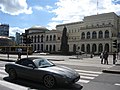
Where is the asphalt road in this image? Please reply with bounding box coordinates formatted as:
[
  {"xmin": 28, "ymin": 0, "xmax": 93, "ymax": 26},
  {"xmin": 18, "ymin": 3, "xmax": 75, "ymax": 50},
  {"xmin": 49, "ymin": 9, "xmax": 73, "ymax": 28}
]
[{"xmin": 0, "ymin": 54, "xmax": 120, "ymax": 90}]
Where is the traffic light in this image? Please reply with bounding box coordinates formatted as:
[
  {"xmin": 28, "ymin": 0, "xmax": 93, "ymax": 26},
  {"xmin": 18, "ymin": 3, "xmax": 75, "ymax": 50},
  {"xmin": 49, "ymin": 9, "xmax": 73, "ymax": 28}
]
[
  {"xmin": 113, "ymin": 40, "xmax": 117, "ymax": 48},
  {"xmin": 23, "ymin": 33, "xmax": 27, "ymax": 44}
]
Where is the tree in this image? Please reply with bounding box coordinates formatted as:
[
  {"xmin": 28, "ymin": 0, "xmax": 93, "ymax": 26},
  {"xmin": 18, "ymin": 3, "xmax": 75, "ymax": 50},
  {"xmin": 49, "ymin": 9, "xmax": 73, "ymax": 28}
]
[{"xmin": 60, "ymin": 26, "xmax": 69, "ymax": 55}]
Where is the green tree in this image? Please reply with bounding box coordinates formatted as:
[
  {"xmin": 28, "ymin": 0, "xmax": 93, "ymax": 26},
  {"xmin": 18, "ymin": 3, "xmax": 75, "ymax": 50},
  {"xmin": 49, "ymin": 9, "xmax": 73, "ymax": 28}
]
[{"xmin": 60, "ymin": 26, "xmax": 69, "ymax": 55}]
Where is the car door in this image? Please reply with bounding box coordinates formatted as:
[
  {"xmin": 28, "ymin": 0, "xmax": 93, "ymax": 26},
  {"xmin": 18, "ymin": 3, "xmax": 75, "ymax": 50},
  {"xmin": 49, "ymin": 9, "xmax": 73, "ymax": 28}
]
[{"xmin": 16, "ymin": 59, "xmax": 39, "ymax": 80}]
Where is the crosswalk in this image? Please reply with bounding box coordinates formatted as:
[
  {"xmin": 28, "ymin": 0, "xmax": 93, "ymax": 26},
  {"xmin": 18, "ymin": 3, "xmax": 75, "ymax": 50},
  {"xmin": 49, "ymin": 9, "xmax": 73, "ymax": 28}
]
[
  {"xmin": 75, "ymin": 69, "xmax": 102, "ymax": 84},
  {"xmin": 0, "ymin": 66, "xmax": 103, "ymax": 90}
]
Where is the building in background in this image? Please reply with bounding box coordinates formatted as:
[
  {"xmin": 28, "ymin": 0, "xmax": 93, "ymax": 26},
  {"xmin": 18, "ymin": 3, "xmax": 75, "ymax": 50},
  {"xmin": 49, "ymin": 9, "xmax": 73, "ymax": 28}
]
[
  {"xmin": 15, "ymin": 32, "xmax": 21, "ymax": 45},
  {"xmin": 21, "ymin": 12, "xmax": 120, "ymax": 54},
  {"xmin": 0, "ymin": 24, "xmax": 9, "ymax": 37},
  {"xmin": 21, "ymin": 26, "xmax": 62, "ymax": 53},
  {"xmin": 56, "ymin": 12, "xmax": 120, "ymax": 54}
]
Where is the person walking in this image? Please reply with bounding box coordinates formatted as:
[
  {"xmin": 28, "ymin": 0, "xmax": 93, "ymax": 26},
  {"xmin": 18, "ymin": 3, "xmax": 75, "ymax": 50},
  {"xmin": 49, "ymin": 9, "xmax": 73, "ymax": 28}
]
[
  {"xmin": 100, "ymin": 51, "xmax": 104, "ymax": 64},
  {"xmin": 104, "ymin": 51, "xmax": 109, "ymax": 64},
  {"xmin": 113, "ymin": 51, "xmax": 117, "ymax": 64}
]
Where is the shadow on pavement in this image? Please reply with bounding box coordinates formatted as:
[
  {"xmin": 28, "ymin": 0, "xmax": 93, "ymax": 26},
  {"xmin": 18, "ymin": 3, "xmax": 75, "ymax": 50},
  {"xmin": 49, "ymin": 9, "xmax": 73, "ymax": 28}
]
[{"xmin": 3, "ymin": 77, "xmax": 83, "ymax": 90}]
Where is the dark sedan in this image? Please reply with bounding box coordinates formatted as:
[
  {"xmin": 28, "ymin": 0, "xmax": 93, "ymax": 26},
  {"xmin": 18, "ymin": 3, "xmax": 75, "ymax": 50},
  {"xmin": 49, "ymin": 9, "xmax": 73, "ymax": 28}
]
[{"xmin": 5, "ymin": 57, "xmax": 80, "ymax": 88}]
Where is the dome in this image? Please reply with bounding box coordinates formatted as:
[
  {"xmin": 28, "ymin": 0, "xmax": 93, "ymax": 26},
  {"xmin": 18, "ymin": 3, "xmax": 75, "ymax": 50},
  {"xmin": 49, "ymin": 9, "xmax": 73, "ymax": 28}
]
[
  {"xmin": 27, "ymin": 26, "xmax": 49, "ymax": 33},
  {"xmin": 28, "ymin": 26, "xmax": 48, "ymax": 30}
]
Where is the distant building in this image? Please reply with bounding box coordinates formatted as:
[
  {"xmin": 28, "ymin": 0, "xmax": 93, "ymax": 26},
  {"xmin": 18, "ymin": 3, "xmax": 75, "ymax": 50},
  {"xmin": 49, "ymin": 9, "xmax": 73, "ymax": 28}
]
[
  {"xmin": 0, "ymin": 36, "xmax": 14, "ymax": 46},
  {"xmin": 21, "ymin": 12, "xmax": 120, "ymax": 54},
  {"xmin": 15, "ymin": 32, "xmax": 21, "ymax": 45},
  {"xmin": 0, "ymin": 24, "xmax": 9, "ymax": 37},
  {"xmin": 9, "ymin": 36, "xmax": 15, "ymax": 41}
]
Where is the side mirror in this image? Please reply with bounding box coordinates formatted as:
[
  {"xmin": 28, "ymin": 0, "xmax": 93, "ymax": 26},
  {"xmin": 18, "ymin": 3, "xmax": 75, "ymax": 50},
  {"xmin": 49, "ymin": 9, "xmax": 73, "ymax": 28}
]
[{"xmin": 28, "ymin": 64, "xmax": 35, "ymax": 69}]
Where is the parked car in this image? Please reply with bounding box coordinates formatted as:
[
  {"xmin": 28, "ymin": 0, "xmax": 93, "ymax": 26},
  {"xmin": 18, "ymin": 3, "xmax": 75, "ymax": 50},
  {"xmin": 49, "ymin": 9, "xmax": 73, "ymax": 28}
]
[{"xmin": 5, "ymin": 57, "xmax": 80, "ymax": 88}]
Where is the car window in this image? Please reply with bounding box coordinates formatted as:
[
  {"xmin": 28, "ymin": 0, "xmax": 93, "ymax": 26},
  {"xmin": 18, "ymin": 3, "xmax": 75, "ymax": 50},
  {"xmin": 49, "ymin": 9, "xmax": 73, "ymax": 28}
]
[
  {"xmin": 33, "ymin": 58, "xmax": 55, "ymax": 68},
  {"xmin": 20, "ymin": 60, "xmax": 35, "ymax": 67}
]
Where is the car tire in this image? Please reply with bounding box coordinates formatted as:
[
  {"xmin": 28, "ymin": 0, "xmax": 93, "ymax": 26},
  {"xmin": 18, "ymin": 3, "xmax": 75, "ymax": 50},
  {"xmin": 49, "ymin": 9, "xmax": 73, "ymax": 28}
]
[
  {"xmin": 43, "ymin": 75, "xmax": 56, "ymax": 88},
  {"xmin": 8, "ymin": 69, "xmax": 17, "ymax": 80}
]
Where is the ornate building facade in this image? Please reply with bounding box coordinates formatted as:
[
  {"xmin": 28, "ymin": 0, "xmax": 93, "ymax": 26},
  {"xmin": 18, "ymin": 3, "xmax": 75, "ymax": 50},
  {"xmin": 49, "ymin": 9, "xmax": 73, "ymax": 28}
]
[
  {"xmin": 21, "ymin": 12, "xmax": 120, "ymax": 54},
  {"xmin": 56, "ymin": 12, "xmax": 120, "ymax": 54}
]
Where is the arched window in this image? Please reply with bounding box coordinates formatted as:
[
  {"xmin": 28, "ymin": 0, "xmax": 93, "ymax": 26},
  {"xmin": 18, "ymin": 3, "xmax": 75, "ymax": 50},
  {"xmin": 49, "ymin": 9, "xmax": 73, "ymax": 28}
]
[
  {"xmin": 49, "ymin": 45, "xmax": 52, "ymax": 52},
  {"xmin": 41, "ymin": 35, "xmax": 43, "ymax": 42},
  {"xmin": 98, "ymin": 44, "xmax": 103, "ymax": 52},
  {"xmin": 92, "ymin": 31, "xmax": 97, "ymax": 39},
  {"xmin": 105, "ymin": 30, "xmax": 109, "ymax": 38},
  {"xmin": 86, "ymin": 44, "xmax": 90, "ymax": 53},
  {"xmin": 50, "ymin": 35, "xmax": 52, "ymax": 41},
  {"xmin": 41, "ymin": 44, "xmax": 43, "ymax": 51},
  {"xmin": 104, "ymin": 43, "xmax": 109, "ymax": 52},
  {"xmin": 46, "ymin": 35, "xmax": 48, "ymax": 41},
  {"xmin": 31, "ymin": 36, "xmax": 33, "ymax": 42},
  {"xmin": 92, "ymin": 44, "xmax": 97, "ymax": 53},
  {"xmin": 98, "ymin": 31, "xmax": 103, "ymax": 38},
  {"xmin": 53, "ymin": 45, "xmax": 56, "ymax": 51},
  {"xmin": 87, "ymin": 32, "xmax": 90, "ymax": 39},
  {"xmin": 38, "ymin": 35, "xmax": 40, "ymax": 42},
  {"xmin": 46, "ymin": 45, "xmax": 48, "ymax": 51},
  {"xmin": 34, "ymin": 36, "xmax": 36, "ymax": 43},
  {"xmin": 81, "ymin": 44, "xmax": 85, "ymax": 52},
  {"xmin": 53, "ymin": 35, "xmax": 56, "ymax": 41},
  {"xmin": 81, "ymin": 32, "xmax": 85, "ymax": 39}
]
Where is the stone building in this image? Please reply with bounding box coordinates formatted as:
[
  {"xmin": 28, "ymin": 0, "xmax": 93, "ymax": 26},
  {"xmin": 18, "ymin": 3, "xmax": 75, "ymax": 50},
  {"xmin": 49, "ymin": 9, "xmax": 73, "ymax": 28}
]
[
  {"xmin": 21, "ymin": 12, "xmax": 120, "ymax": 54},
  {"xmin": 56, "ymin": 12, "xmax": 120, "ymax": 54}
]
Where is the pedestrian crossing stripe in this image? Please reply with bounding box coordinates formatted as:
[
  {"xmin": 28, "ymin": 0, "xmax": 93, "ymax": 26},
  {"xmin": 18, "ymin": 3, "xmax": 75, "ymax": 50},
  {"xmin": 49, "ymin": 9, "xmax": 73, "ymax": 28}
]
[
  {"xmin": 75, "ymin": 69, "xmax": 102, "ymax": 74},
  {"xmin": 115, "ymin": 83, "xmax": 120, "ymax": 86}
]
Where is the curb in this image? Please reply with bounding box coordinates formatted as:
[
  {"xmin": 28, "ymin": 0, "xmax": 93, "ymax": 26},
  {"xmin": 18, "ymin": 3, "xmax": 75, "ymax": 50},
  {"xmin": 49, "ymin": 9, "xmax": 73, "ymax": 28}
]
[
  {"xmin": 0, "ymin": 59, "xmax": 15, "ymax": 62},
  {"xmin": 102, "ymin": 69, "xmax": 120, "ymax": 74}
]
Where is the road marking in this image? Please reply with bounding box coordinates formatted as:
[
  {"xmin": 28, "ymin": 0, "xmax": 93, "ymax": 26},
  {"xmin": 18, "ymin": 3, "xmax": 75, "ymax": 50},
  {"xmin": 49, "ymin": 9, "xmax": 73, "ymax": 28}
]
[
  {"xmin": 0, "ymin": 73, "xmax": 8, "ymax": 78},
  {"xmin": 79, "ymin": 72, "xmax": 99, "ymax": 77},
  {"xmin": 0, "ymin": 80, "xmax": 28, "ymax": 90},
  {"xmin": 115, "ymin": 83, "xmax": 120, "ymax": 86},
  {"xmin": 75, "ymin": 69, "xmax": 102, "ymax": 74},
  {"xmin": 0, "ymin": 67, "xmax": 5, "ymax": 69},
  {"xmin": 81, "ymin": 75, "xmax": 95, "ymax": 79},
  {"xmin": 78, "ymin": 79, "xmax": 90, "ymax": 83}
]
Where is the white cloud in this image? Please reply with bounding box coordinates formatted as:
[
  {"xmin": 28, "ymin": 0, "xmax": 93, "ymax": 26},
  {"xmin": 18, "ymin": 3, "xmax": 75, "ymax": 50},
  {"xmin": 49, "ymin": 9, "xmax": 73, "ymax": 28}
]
[
  {"xmin": 47, "ymin": 22, "xmax": 61, "ymax": 30},
  {"xmin": 9, "ymin": 27, "xmax": 26, "ymax": 36},
  {"xmin": 0, "ymin": 0, "xmax": 32, "ymax": 15},
  {"xmin": 50, "ymin": 0, "xmax": 120, "ymax": 24},
  {"xmin": 34, "ymin": 6, "xmax": 43, "ymax": 11}
]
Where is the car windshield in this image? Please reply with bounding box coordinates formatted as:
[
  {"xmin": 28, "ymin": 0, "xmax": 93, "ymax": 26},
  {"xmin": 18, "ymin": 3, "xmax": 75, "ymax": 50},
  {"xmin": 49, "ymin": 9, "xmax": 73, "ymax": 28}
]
[{"xmin": 33, "ymin": 58, "xmax": 55, "ymax": 68}]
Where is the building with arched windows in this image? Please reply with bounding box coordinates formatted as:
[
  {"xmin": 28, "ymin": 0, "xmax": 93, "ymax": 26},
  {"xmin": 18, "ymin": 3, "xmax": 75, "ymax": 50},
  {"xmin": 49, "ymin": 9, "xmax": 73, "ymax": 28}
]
[
  {"xmin": 21, "ymin": 12, "xmax": 120, "ymax": 54},
  {"xmin": 21, "ymin": 26, "xmax": 62, "ymax": 53},
  {"xmin": 56, "ymin": 12, "xmax": 120, "ymax": 54}
]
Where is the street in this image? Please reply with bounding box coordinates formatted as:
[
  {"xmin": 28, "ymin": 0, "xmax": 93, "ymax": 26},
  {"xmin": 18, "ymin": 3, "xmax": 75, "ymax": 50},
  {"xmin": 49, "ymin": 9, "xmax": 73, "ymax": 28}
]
[{"xmin": 0, "ymin": 54, "xmax": 120, "ymax": 90}]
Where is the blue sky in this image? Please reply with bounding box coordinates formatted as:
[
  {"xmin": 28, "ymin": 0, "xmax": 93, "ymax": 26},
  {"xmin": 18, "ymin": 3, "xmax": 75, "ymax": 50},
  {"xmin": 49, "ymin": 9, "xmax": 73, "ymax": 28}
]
[{"xmin": 0, "ymin": 0, "xmax": 120, "ymax": 36}]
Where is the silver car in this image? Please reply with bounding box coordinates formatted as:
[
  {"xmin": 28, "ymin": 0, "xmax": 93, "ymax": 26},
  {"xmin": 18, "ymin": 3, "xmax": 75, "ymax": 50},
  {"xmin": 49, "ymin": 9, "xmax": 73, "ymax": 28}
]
[{"xmin": 5, "ymin": 57, "xmax": 80, "ymax": 88}]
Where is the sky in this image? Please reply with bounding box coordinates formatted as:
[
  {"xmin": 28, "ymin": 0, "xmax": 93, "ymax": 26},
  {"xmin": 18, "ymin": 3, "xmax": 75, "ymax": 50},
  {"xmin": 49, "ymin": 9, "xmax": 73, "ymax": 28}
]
[{"xmin": 0, "ymin": 0, "xmax": 120, "ymax": 36}]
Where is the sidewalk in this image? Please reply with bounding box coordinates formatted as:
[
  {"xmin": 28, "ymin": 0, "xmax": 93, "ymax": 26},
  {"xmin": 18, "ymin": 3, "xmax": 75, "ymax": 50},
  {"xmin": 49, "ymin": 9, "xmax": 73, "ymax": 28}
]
[{"xmin": 102, "ymin": 64, "xmax": 120, "ymax": 74}]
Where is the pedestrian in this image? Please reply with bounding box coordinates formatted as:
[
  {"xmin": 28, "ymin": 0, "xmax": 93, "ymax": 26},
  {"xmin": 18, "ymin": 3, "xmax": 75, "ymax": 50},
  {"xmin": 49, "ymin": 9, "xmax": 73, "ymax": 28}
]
[
  {"xmin": 104, "ymin": 51, "xmax": 109, "ymax": 64},
  {"xmin": 17, "ymin": 48, "xmax": 22, "ymax": 60},
  {"xmin": 18, "ymin": 52, "xmax": 21, "ymax": 60},
  {"xmin": 113, "ymin": 51, "xmax": 117, "ymax": 64},
  {"xmin": 100, "ymin": 51, "xmax": 104, "ymax": 64}
]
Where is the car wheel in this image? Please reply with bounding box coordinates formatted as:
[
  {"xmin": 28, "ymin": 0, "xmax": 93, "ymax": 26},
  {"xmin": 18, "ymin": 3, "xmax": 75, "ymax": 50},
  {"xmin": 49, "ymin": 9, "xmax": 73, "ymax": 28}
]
[
  {"xmin": 8, "ymin": 69, "xmax": 17, "ymax": 80},
  {"xmin": 43, "ymin": 75, "xmax": 56, "ymax": 88}
]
